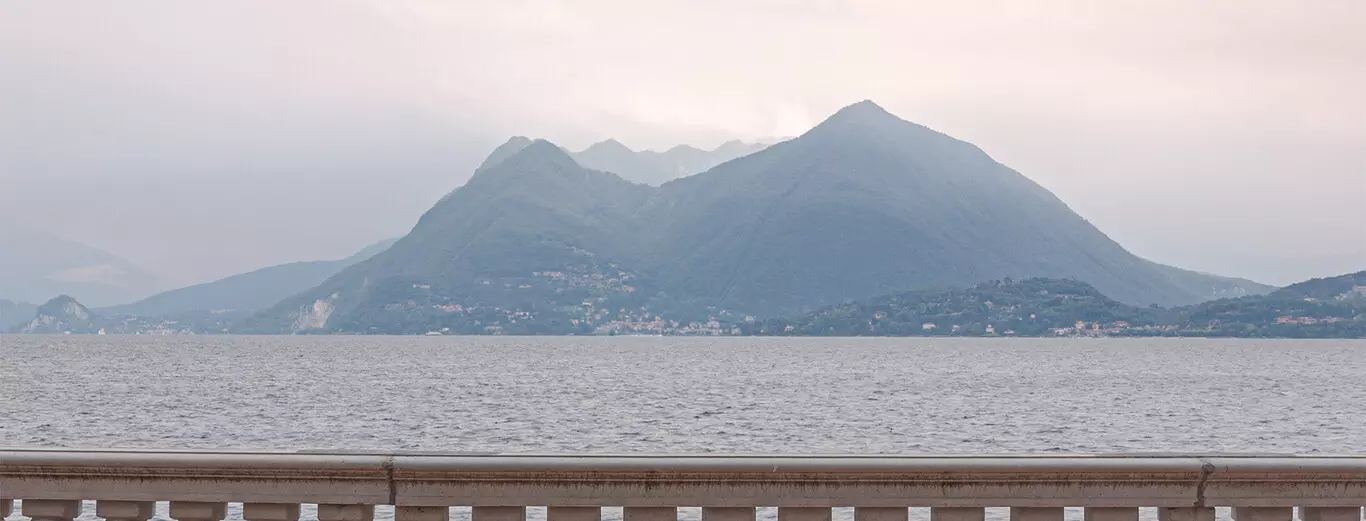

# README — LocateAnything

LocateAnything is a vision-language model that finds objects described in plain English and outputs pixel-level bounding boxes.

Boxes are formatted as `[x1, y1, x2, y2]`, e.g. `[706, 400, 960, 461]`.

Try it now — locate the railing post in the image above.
[319, 505, 376, 521]
[1159, 508, 1215, 521]
[779, 508, 831, 521]
[98, 501, 156, 521]
[855, 508, 908, 521]
[245, 503, 302, 521]
[702, 508, 756, 521]
[170, 502, 227, 521]
[1300, 508, 1363, 521]
[1012, 508, 1063, 521]
[22, 500, 83, 521]
[1085, 509, 1139, 521]
[624, 507, 677, 521]
[473, 507, 526, 521]
[932, 508, 986, 521]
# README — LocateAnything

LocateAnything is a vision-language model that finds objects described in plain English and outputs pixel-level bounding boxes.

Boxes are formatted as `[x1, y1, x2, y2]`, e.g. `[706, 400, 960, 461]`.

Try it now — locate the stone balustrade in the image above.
[3, 451, 1366, 521]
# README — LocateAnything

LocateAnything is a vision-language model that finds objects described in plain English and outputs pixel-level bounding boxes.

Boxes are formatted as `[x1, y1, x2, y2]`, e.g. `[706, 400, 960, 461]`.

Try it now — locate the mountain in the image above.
[101, 238, 397, 317]
[243, 140, 655, 334]
[571, 139, 771, 185]
[0, 223, 160, 307]
[246, 100, 1272, 334]
[15, 295, 98, 334]
[755, 272, 1364, 338]
[633, 100, 1270, 313]
[0, 298, 39, 331]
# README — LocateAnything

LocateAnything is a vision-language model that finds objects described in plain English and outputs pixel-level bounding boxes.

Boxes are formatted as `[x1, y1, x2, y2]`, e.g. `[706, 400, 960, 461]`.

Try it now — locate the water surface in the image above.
[3, 335, 1361, 453]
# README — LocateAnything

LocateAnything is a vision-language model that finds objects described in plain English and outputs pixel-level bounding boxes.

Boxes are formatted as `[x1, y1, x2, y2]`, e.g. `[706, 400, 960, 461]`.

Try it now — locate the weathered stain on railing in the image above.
[2, 451, 1366, 521]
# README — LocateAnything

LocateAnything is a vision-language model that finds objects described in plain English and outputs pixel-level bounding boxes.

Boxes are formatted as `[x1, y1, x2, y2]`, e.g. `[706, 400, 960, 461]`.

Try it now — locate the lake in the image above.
[2, 335, 1362, 454]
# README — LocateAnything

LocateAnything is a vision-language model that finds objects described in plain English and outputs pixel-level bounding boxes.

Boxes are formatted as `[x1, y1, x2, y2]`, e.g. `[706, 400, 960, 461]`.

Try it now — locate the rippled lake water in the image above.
[3, 335, 1364, 453]
[3, 335, 1364, 521]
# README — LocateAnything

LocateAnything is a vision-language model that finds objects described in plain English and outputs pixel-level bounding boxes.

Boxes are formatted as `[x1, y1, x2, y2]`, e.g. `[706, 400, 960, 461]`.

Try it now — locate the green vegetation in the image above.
[12, 273, 1362, 337]
[748, 273, 1366, 339]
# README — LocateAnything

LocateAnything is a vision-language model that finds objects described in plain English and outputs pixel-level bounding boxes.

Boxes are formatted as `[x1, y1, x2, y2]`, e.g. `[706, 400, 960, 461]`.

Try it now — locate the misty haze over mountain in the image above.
[1, 1, 1362, 291]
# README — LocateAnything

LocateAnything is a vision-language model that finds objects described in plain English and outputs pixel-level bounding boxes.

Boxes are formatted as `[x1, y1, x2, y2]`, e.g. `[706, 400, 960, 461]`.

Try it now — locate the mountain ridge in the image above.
[246, 100, 1273, 334]
[100, 238, 398, 317]
[572, 138, 772, 185]
[0, 298, 39, 330]
[0, 223, 160, 307]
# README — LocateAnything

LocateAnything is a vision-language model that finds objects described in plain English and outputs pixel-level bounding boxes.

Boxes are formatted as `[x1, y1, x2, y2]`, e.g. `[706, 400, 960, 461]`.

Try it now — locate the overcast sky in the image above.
[1, 0, 1363, 288]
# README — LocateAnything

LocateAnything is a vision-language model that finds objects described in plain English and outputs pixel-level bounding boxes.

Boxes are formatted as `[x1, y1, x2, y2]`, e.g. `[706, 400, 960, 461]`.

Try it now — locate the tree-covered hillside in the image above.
[749, 272, 1365, 339]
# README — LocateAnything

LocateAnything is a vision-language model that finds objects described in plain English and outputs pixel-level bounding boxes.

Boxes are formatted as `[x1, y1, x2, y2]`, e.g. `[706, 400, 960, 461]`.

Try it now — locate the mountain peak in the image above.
[477, 136, 536, 171]
[45, 294, 80, 305]
[496, 138, 580, 171]
[582, 138, 634, 155]
[665, 144, 704, 154]
[824, 99, 899, 125]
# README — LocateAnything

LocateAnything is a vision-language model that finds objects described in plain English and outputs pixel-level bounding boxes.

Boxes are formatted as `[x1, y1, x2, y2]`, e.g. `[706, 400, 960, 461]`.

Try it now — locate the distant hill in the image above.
[0, 298, 38, 331]
[101, 238, 396, 317]
[1176, 270, 1366, 337]
[751, 272, 1364, 338]
[1272, 271, 1366, 300]
[750, 278, 1168, 336]
[571, 139, 770, 185]
[15, 295, 98, 334]
[244, 100, 1272, 334]
[0, 223, 159, 307]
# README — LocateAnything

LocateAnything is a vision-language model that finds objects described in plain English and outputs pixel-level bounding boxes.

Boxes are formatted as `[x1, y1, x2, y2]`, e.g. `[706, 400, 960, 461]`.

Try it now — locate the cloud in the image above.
[1, 0, 1362, 287]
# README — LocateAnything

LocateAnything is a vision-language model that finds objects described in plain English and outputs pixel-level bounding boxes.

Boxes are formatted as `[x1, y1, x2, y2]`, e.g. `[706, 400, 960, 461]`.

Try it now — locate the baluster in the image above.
[1234, 508, 1293, 521]
[931, 508, 985, 521]
[396, 507, 448, 521]
[779, 508, 831, 521]
[549, 507, 601, 521]
[1085, 508, 1139, 521]
[1012, 509, 1063, 521]
[1158, 508, 1215, 521]
[98, 501, 156, 521]
[624, 507, 677, 521]
[855, 508, 908, 521]
[319, 505, 376, 521]
[170, 502, 227, 521]
[244, 504, 302, 521]
[1301, 508, 1363, 521]
[22, 500, 82, 521]
[702, 508, 756, 521]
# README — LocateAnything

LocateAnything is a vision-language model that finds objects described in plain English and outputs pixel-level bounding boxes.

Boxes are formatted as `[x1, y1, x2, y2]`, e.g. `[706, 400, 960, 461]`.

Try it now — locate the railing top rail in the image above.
[6, 450, 1366, 472]
[6, 448, 1366, 457]
[6, 450, 1366, 507]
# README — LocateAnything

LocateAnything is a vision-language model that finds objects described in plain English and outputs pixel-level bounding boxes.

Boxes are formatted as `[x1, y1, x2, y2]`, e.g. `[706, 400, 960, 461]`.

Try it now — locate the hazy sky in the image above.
[2, 0, 1362, 288]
